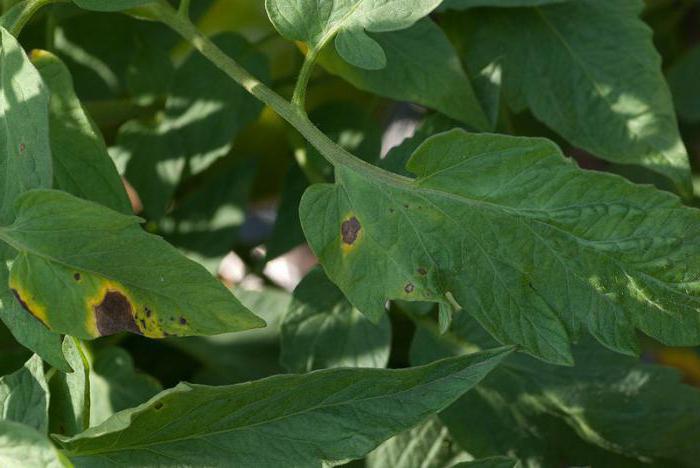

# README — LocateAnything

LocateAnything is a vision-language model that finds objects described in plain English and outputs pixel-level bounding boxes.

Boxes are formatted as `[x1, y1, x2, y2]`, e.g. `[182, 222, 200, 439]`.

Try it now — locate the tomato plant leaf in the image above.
[119, 33, 267, 219]
[0, 420, 66, 468]
[72, 0, 155, 12]
[57, 347, 511, 466]
[318, 19, 490, 130]
[281, 268, 391, 372]
[412, 313, 700, 466]
[0, 27, 52, 226]
[89, 347, 162, 427]
[446, 0, 692, 194]
[301, 130, 700, 365]
[0, 189, 266, 340]
[31, 50, 131, 214]
[366, 416, 469, 468]
[265, 0, 442, 70]
[49, 338, 90, 438]
[0, 258, 70, 372]
[0, 354, 49, 433]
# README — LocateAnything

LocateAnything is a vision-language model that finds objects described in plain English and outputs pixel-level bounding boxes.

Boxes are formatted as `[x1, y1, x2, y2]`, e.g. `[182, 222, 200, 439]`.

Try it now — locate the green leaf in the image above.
[265, 0, 442, 70]
[366, 416, 470, 468]
[281, 268, 391, 372]
[168, 287, 290, 385]
[412, 314, 700, 466]
[318, 19, 489, 130]
[300, 130, 700, 365]
[160, 161, 256, 273]
[31, 50, 131, 214]
[49, 338, 90, 437]
[0, 27, 52, 226]
[0, 354, 49, 433]
[446, 0, 692, 194]
[0, 256, 70, 372]
[667, 45, 700, 124]
[120, 33, 267, 219]
[57, 348, 512, 466]
[89, 347, 162, 427]
[0, 420, 67, 468]
[441, 0, 569, 8]
[72, 0, 155, 12]
[453, 458, 520, 468]
[0, 189, 265, 340]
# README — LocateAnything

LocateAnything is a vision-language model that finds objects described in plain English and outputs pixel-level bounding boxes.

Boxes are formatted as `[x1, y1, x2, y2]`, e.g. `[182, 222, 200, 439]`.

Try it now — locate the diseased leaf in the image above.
[412, 314, 700, 466]
[49, 338, 91, 437]
[120, 33, 267, 219]
[265, 0, 442, 70]
[0, 189, 265, 340]
[89, 347, 162, 427]
[366, 416, 469, 468]
[281, 268, 391, 372]
[0, 257, 70, 372]
[446, 0, 692, 194]
[318, 20, 489, 130]
[0, 27, 52, 226]
[667, 45, 700, 124]
[0, 420, 66, 468]
[31, 50, 131, 214]
[0, 354, 49, 433]
[301, 130, 700, 365]
[57, 348, 512, 466]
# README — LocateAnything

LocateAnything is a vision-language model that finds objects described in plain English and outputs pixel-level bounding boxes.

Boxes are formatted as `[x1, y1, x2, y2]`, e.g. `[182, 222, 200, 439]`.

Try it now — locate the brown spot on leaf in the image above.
[179, 317, 187, 325]
[417, 267, 427, 276]
[94, 291, 141, 336]
[73, 273, 81, 281]
[404, 283, 415, 293]
[154, 402, 164, 410]
[11, 289, 44, 325]
[19, 143, 25, 153]
[145, 306, 152, 317]
[341, 217, 361, 245]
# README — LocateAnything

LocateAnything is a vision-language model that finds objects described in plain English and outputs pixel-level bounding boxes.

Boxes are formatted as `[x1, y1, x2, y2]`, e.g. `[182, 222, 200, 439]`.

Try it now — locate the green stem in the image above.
[3, 0, 66, 37]
[71, 336, 91, 431]
[291, 46, 320, 111]
[152, 1, 408, 185]
[177, 0, 190, 17]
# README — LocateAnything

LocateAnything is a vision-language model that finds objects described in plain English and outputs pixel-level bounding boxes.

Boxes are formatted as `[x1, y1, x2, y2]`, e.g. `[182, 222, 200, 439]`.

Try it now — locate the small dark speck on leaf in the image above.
[19, 143, 25, 153]
[417, 267, 427, 275]
[154, 402, 164, 410]
[341, 217, 361, 245]
[404, 283, 415, 293]
[73, 273, 81, 281]
[145, 306, 152, 317]
[179, 317, 187, 325]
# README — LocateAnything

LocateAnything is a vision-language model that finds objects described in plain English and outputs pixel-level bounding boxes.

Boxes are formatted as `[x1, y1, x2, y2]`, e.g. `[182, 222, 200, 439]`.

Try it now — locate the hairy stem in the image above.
[291, 46, 320, 111]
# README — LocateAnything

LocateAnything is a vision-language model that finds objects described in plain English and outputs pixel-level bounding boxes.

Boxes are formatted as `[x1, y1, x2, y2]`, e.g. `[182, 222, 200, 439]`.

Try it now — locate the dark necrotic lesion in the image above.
[94, 291, 142, 336]
[341, 217, 361, 245]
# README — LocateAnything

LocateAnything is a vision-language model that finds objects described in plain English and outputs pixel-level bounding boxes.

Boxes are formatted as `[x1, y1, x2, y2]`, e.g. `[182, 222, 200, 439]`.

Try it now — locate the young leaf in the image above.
[0, 189, 265, 340]
[57, 348, 512, 466]
[0, 420, 66, 468]
[318, 19, 490, 130]
[281, 268, 391, 372]
[265, 0, 442, 70]
[31, 50, 132, 214]
[0, 258, 70, 372]
[412, 314, 700, 466]
[446, 0, 692, 194]
[49, 338, 91, 437]
[0, 27, 52, 226]
[0, 354, 49, 433]
[366, 416, 469, 468]
[300, 130, 700, 365]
